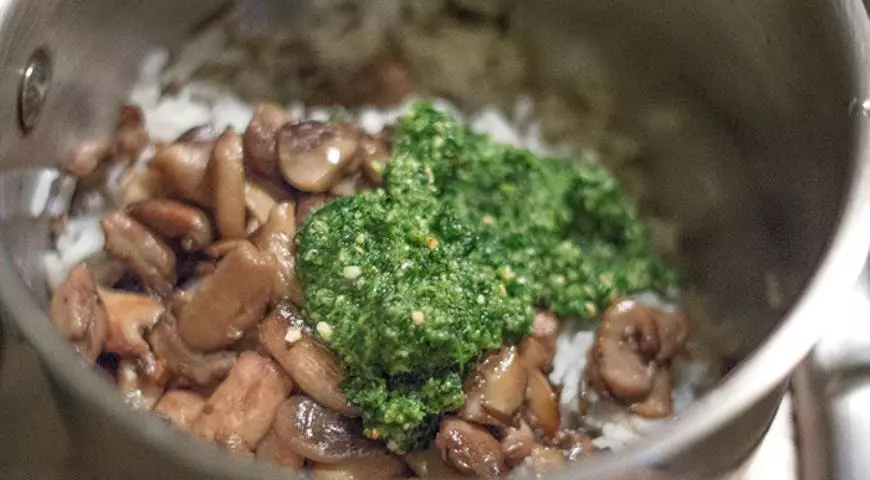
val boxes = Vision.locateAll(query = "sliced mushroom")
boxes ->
[255,428,305,469]
[147,312,237,386]
[651,310,689,362]
[529,444,565,474]
[61,140,112,179]
[311,453,408,480]
[217,432,256,458]
[50,264,108,362]
[461,346,527,426]
[120,167,163,207]
[149,142,213,205]
[178,241,275,351]
[192,352,292,450]
[278,121,359,193]
[588,299,663,401]
[500,420,534,468]
[524,369,561,440]
[252,202,303,306]
[154,390,207,430]
[599,299,660,358]
[246,217,263,235]
[435,417,506,478]
[244,103,288,179]
[204,239,247,259]
[296,194,334,229]
[170,288,196,319]
[115,105,149,160]
[631,368,673,419]
[519,310,560,371]
[273,396,380,463]
[211,129,247,240]
[176,124,222,144]
[118,358,167,412]
[593,337,657,401]
[101,211,176,295]
[269,331,359,417]
[405,446,460,478]
[245,181,279,225]
[258,309,310,359]
[357,133,390,186]
[127,199,213,251]
[98,288,164,358]
[328,173,364,198]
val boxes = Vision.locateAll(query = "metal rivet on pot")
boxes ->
[18,48,52,134]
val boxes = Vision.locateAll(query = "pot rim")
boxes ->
[3,1,870,479]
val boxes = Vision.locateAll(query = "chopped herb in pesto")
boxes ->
[296,102,677,452]
[296,188,531,451]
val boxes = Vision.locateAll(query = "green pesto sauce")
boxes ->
[296,102,678,452]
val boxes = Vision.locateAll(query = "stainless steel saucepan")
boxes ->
[2,0,870,478]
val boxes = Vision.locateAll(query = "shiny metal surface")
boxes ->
[792,265,870,480]
[0,0,869,479]
[18,47,51,133]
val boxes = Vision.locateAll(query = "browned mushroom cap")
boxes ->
[210,129,247,240]
[461,346,527,426]
[500,420,534,468]
[115,105,150,160]
[61,140,112,179]
[98,288,164,358]
[154,390,207,430]
[524,369,561,441]
[147,312,237,386]
[405,446,460,478]
[278,121,359,193]
[357,133,390,186]
[529,444,566,474]
[273,396,380,463]
[252,203,303,307]
[244,103,288,179]
[149,142,213,206]
[255,428,305,469]
[310,452,408,480]
[260,315,358,417]
[101,211,176,296]
[587,299,674,403]
[245,181,279,225]
[178,241,275,351]
[296,194,334,230]
[127,199,213,252]
[599,299,660,358]
[192,352,293,450]
[435,417,506,478]
[50,263,108,362]
[118,358,167,412]
[593,336,657,401]
[631,368,673,419]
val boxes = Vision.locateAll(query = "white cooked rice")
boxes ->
[45,48,710,451]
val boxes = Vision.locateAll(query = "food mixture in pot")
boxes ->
[44,3,712,477]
